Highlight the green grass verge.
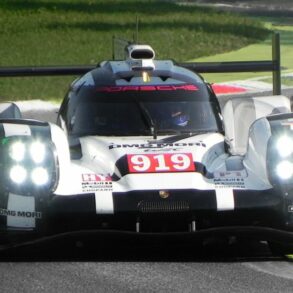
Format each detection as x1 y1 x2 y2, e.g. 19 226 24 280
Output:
193 17 293 83
0 0 268 101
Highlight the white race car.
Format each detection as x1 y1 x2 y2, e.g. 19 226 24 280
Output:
1 44 293 254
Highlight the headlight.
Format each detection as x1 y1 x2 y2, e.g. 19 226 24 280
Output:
266 116 293 187
0 136 58 195
267 132 293 186
276 161 293 180
31 167 49 186
276 136 293 158
30 141 46 164
9 165 27 184
9 141 26 162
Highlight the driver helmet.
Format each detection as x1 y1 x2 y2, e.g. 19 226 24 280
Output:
170 105 189 127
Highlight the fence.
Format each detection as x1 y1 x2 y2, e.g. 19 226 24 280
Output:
0 33 281 95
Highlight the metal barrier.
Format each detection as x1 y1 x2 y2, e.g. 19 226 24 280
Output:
0 33 281 95
180 33 281 95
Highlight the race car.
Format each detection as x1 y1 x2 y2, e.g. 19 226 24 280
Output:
1 44 293 254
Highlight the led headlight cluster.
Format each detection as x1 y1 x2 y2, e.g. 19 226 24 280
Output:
0 136 58 194
268 134 293 183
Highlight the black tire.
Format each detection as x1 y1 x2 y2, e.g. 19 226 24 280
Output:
268 241 293 257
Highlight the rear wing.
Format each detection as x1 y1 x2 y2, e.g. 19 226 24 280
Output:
0 33 281 95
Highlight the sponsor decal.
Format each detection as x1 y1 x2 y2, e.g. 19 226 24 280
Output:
109 141 206 150
0 208 42 219
127 153 195 173
213 170 246 188
82 174 112 182
214 178 245 189
97 84 198 93
213 170 246 179
82 174 112 193
143 148 182 153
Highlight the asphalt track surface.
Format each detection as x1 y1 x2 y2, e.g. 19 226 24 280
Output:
1 90 293 293
1 236 293 293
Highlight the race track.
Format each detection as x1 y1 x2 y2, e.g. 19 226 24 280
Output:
1 94 293 293
1 238 293 293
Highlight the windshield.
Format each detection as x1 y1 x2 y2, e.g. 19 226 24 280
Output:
68 87 222 136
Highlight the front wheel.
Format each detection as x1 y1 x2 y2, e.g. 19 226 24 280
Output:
268 242 293 258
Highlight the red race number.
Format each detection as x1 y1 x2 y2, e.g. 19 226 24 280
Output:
127 153 195 173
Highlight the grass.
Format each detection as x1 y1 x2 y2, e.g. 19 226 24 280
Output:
0 0 269 101
192 17 293 83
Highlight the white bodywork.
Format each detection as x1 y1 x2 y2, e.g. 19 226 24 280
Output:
52 129 273 214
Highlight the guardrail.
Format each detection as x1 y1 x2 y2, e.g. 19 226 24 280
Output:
0 33 281 95
180 33 281 95
0 65 95 77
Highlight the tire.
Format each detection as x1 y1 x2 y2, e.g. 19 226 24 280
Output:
268 241 293 257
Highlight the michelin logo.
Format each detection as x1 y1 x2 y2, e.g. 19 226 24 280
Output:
0 208 42 219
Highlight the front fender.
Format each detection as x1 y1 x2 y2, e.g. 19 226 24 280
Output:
0 119 70 232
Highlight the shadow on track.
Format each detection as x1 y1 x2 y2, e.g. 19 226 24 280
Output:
0 232 281 263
